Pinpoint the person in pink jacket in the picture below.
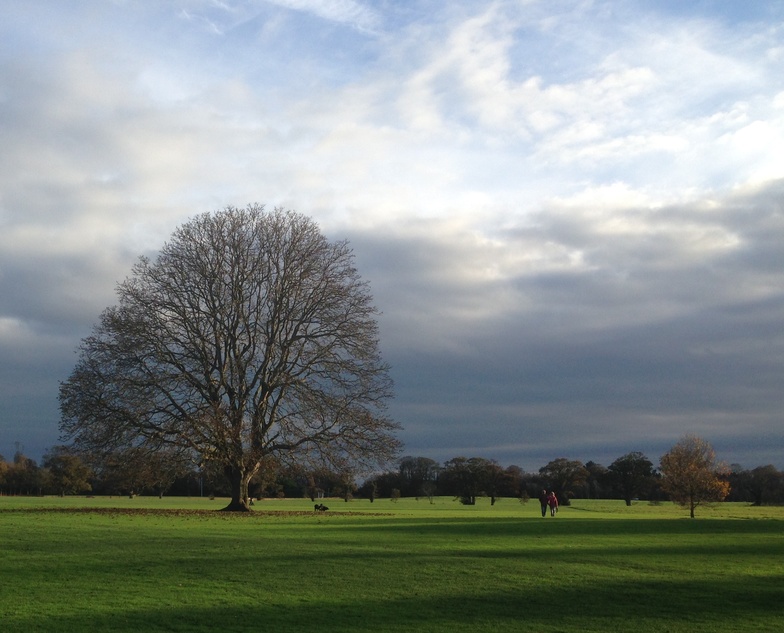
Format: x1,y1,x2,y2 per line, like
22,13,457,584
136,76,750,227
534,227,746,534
547,491,559,516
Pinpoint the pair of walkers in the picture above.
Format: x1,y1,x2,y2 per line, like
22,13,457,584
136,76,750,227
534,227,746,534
538,489,558,517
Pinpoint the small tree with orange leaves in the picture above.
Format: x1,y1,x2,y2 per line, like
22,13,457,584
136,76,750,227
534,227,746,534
659,435,730,518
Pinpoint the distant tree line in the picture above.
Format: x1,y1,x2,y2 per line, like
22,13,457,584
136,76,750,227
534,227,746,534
362,454,663,507
0,446,93,497
3,438,783,509
0,445,366,501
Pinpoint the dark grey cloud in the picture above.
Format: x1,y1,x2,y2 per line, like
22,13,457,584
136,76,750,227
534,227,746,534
345,180,784,470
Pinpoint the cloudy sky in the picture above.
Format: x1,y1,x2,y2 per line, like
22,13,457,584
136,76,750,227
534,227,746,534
2,0,783,471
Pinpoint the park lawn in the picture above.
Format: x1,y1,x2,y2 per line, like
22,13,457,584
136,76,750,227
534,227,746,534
1,497,783,632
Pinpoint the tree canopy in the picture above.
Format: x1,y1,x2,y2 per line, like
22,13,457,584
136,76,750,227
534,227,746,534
607,451,655,506
659,435,730,518
59,205,400,510
539,458,589,506
42,446,93,496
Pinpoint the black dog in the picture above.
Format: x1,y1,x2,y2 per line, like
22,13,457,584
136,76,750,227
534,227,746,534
314,503,329,512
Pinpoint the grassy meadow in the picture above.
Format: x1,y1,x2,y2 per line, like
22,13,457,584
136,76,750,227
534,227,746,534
2,496,783,632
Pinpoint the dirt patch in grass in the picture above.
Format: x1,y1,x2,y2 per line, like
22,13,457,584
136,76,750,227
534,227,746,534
0,507,383,518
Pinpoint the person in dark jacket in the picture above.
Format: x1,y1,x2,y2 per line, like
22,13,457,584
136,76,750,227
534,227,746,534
538,490,549,517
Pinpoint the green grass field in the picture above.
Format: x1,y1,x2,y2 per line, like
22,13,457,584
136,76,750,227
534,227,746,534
2,496,783,632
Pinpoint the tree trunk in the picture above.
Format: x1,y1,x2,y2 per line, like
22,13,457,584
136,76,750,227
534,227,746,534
222,465,252,512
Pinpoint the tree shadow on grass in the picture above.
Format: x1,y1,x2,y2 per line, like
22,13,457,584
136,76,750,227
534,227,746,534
5,515,784,633
6,574,784,633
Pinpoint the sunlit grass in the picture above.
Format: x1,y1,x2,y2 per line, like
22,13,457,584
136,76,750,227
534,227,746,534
2,496,783,632
6,494,781,517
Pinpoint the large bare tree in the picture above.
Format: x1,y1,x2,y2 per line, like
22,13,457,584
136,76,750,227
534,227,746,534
60,205,400,510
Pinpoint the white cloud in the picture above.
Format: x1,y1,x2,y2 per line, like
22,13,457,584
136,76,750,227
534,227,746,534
264,0,381,33
176,0,381,35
